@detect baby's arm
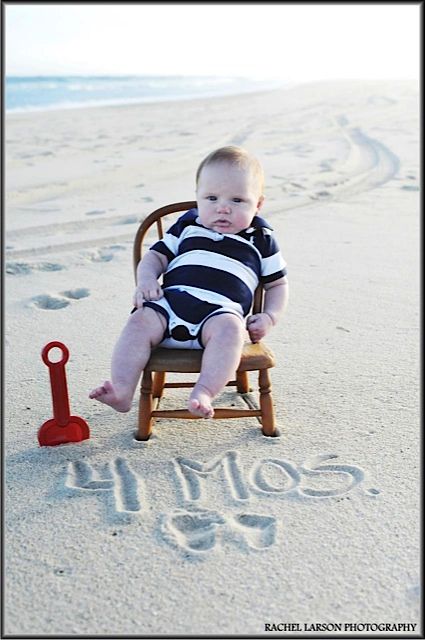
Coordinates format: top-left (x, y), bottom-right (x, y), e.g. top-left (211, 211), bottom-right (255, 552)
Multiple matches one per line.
top-left (247, 275), bottom-right (289, 343)
top-left (133, 250), bottom-right (169, 308)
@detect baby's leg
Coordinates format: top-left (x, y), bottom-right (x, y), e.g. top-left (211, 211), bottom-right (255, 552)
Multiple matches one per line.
top-left (188, 314), bottom-right (245, 418)
top-left (89, 307), bottom-right (166, 412)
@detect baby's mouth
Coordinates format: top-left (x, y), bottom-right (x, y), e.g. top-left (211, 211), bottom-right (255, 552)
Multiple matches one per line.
top-left (214, 219), bottom-right (231, 227)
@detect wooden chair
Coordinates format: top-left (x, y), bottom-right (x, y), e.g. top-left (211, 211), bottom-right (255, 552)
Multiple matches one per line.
top-left (133, 201), bottom-right (278, 440)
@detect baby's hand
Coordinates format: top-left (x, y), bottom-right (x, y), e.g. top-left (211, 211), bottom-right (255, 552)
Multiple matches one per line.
top-left (246, 313), bottom-right (273, 343)
top-left (133, 280), bottom-right (163, 307)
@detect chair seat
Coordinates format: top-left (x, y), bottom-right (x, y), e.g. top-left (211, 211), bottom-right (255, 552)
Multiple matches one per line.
top-left (146, 341), bottom-right (275, 373)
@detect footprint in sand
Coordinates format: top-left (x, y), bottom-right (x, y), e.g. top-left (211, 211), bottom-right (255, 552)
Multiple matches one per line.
top-left (6, 261), bottom-right (65, 275)
top-left (105, 244), bottom-right (127, 252)
top-left (401, 184), bottom-right (419, 192)
top-left (30, 288), bottom-right (90, 310)
top-left (367, 95), bottom-right (396, 106)
top-left (39, 262), bottom-right (65, 272)
top-left (161, 509), bottom-right (277, 554)
top-left (85, 209), bottom-right (106, 216)
top-left (231, 513), bottom-right (277, 550)
top-left (114, 215), bottom-right (139, 225)
top-left (81, 245), bottom-right (127, 264)
top-left (6, 262), bottom-right (33, 275)
top-left (161, 508), bottom-right (225, 553)
top-left (310, 190), bottom-right (331, 200)
top-left (61, 288), bottom-right (90, 300)
top-left (30, 294), bottom-right (70, 310)
top-left (83, 248), bottom-right (114, 262)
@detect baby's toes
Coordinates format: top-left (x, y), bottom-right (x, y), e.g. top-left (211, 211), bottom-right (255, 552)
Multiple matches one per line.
top-left (89, 386), bottom-right (105, 399)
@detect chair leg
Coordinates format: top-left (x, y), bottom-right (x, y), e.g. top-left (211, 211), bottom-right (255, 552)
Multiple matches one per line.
top-left (152, 371), bottom-right (166, 399)
top-left (137, 370), bottom-right (154, 441)
top-left (258, 369), bottom-right (276, 436)
top-left (236, 371), bottom-right (250, 394)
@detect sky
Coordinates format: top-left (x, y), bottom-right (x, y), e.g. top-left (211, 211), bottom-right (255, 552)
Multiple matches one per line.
top-left (4, 3), bottom-right (421, 81)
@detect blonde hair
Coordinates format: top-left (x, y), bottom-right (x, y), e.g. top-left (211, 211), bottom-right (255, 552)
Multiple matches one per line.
top-left (196, 146), bottom-right (264, 194)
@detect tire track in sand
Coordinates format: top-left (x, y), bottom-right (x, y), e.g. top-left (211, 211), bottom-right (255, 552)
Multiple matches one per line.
top-left (6, 117), bottom-right (401, 260)
top-left (267, 116), bottom-right (401, 216)
top-left (326, 116), bottom-right (401, 197)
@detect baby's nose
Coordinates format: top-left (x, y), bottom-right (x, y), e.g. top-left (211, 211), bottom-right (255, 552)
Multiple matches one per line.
top-left (217, 202), bottom-right (231, 213)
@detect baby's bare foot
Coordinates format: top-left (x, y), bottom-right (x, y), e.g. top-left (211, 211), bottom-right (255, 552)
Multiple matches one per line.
top-left (89, 381), bottom-right (132, 412)
top-left (188, 386), bottom-right (214, 418)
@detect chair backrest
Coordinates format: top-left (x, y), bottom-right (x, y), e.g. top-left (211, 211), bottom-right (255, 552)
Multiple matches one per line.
top-left (133, 201), bottom-right (264, 314)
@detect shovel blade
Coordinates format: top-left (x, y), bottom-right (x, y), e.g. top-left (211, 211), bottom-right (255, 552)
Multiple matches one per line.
top-left (38, 416), bottom-right (90, 447)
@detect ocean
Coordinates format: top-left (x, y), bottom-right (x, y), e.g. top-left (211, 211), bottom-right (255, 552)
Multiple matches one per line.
top-left (5, 75), bottom-right (287, 113)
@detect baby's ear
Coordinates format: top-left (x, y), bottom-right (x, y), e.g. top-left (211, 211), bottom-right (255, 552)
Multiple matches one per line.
top-left (257, 195), bottom-right (265, 211)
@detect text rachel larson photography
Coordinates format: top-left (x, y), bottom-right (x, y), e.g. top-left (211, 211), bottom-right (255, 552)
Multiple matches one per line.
top-left (264, 622), bottom-right (418, 633)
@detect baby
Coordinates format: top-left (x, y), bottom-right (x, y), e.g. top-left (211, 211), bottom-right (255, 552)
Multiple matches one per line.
top-left (90, 146), bottom-right (289, 418)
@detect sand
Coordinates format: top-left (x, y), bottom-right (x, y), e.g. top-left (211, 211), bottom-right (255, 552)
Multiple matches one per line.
top-left (4, 80), bottom-right (420, 636)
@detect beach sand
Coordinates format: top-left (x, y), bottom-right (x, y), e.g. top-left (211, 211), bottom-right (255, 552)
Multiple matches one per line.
top-left (4, 80), bottom-right (420, 636)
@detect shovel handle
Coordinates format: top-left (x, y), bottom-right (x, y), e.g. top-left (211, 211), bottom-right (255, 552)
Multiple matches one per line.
top-left (42, 342), bottom-right (71, 427)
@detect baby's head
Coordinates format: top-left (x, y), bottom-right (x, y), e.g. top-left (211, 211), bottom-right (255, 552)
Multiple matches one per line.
top-left (195, 146), bottom-right (265, 235)
top-left (196, 146), bottom-right (264, 195)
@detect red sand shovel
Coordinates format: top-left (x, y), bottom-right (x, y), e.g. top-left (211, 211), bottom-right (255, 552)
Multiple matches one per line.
top-left (38, 341), bottom-right (90, 446)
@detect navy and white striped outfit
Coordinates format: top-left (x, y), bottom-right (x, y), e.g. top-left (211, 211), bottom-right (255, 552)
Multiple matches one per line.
top-left (144, 208), bottom-right (287, 349)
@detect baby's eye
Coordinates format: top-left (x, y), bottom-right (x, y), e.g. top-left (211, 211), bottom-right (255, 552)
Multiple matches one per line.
top-left (232, 198), bottom-right (243, 203)
top-left (206, 195), bottom-right (217, 201)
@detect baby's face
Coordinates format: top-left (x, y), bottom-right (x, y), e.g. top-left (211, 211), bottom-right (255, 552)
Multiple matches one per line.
top-left (196, 162), bottom-right (264, 234)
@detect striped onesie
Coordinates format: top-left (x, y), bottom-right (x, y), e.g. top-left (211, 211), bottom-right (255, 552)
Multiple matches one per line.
top-left (143, 208), bottom-right (287, 349)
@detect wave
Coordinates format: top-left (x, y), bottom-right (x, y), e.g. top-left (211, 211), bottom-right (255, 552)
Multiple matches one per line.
top-left (5, 75), bottom-right (288, 113)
